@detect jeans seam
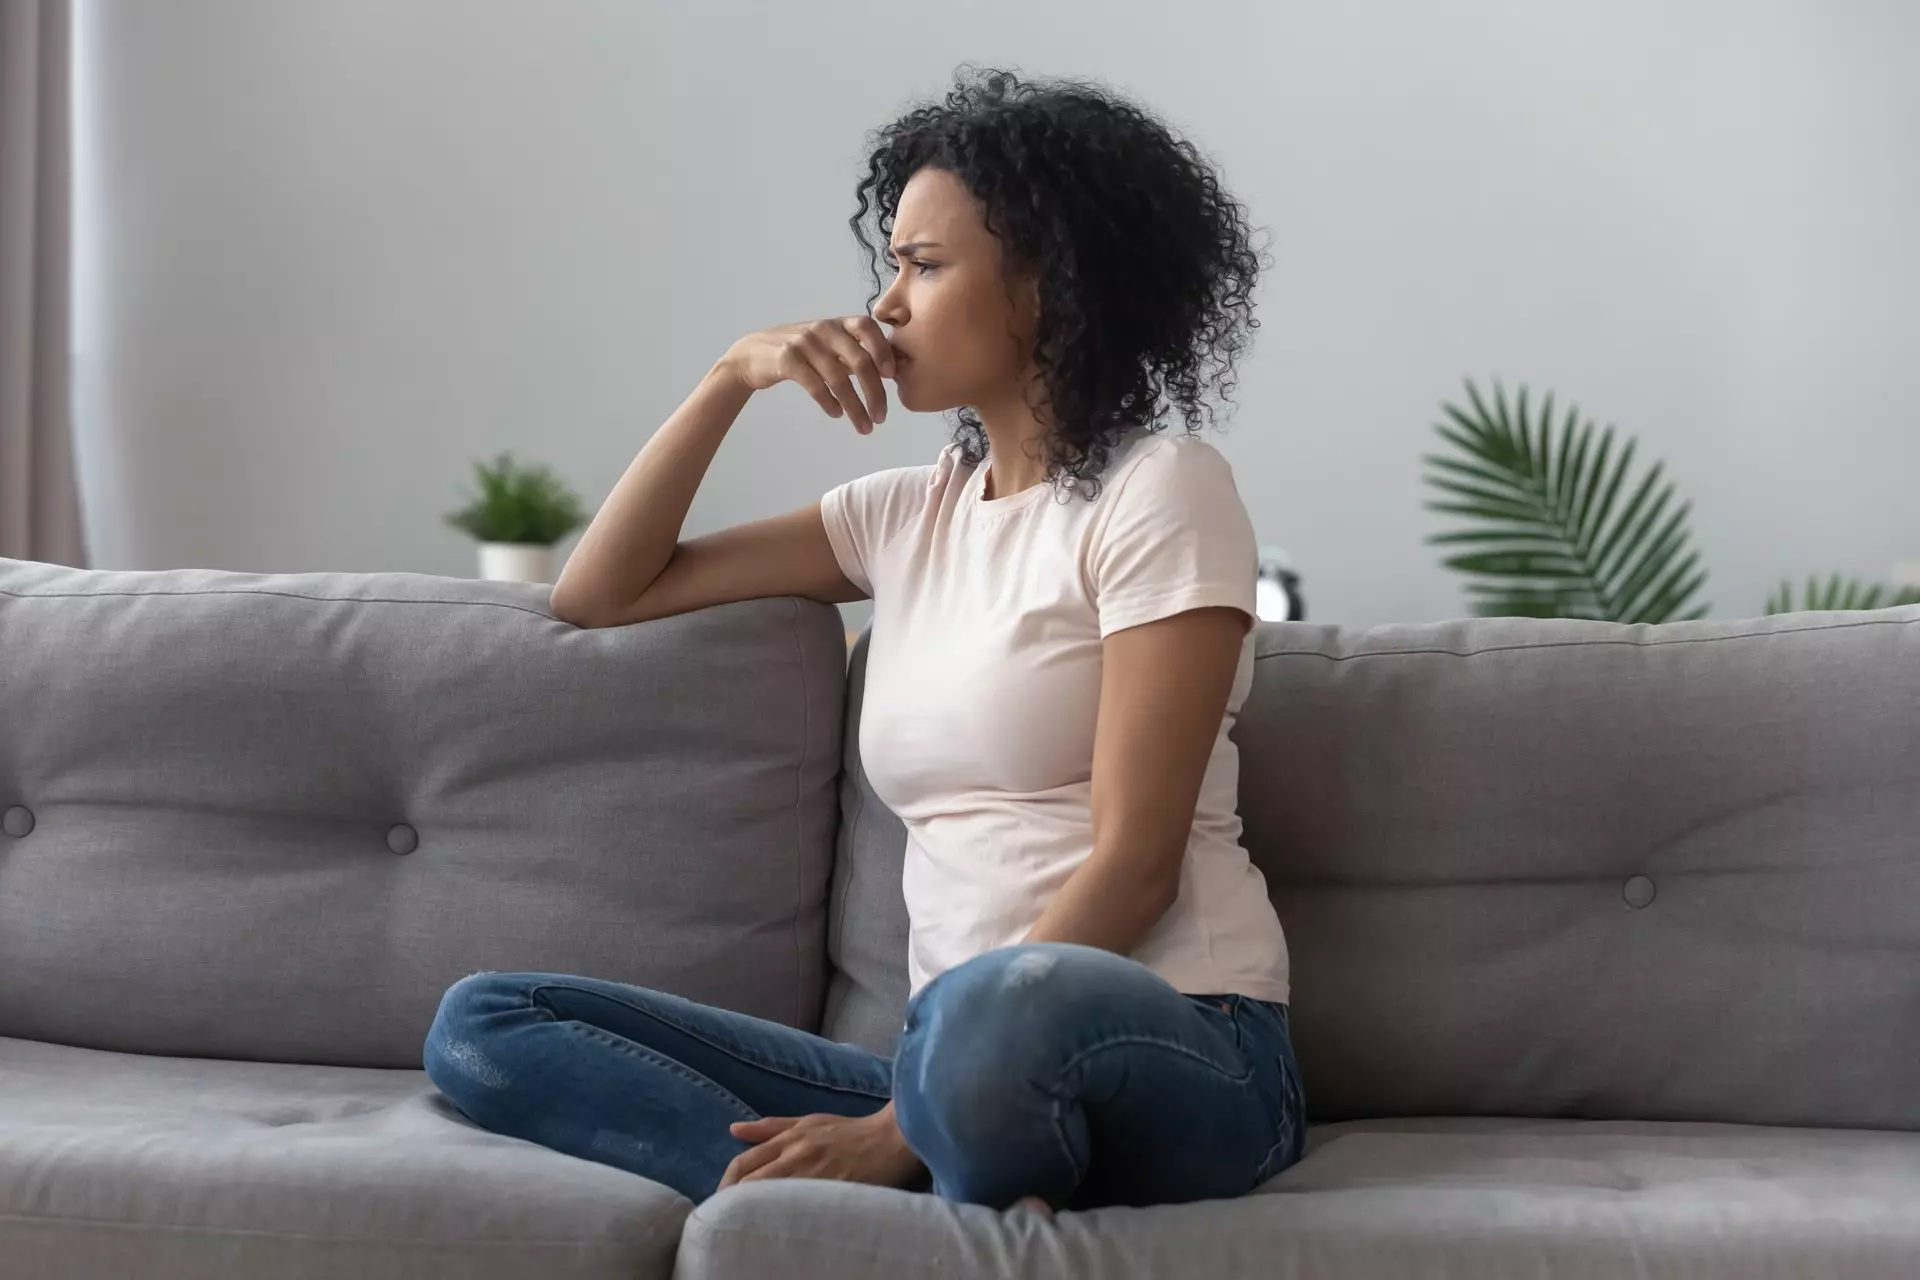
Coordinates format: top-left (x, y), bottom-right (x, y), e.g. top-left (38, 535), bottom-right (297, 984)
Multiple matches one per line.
top-left (1253, 1060), bottom-right (1308, 1185)
top-left (1043, 1029), bottom-right (1259, 1193)
top-left (1050, 1022), bottom-right (1297, 1192)
top-left (527, 982), bottom-right (890, 1102)
top-left (1251, 1029), bottom-right (1307, 1186)
top-left (559, 1021), bottom-right (757, 1120)
top-left (1053, 1032), bottom-right (1257, 1087)
top-left (1046, 1093), bottom-right (1089, 1189)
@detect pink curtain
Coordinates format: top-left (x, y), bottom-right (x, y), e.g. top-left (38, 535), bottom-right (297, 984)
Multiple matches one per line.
top-left (0, 0), bottom-right (88, 568)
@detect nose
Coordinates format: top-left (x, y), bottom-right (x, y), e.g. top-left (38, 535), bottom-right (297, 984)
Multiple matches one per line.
top-left (872, 275), bottom-right (907, 327)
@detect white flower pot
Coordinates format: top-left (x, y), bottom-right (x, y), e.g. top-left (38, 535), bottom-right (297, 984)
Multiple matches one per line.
top-left (477, 542), bottom-right (555, 584)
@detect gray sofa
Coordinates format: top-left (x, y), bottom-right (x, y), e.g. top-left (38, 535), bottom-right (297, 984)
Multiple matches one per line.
top-left (2, 554), bottom-right (1916, 1279)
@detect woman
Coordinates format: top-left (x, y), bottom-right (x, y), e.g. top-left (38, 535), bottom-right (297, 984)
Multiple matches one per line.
top-left (424, 66), bottom-right (1305, 1212)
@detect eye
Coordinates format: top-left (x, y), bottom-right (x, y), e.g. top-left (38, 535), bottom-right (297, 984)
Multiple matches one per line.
top-left (912, 260), bottom-right (937, 275)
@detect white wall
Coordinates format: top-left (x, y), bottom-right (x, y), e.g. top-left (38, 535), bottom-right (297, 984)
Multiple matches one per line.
top-left (73, 0), bottom-right (1920, 626)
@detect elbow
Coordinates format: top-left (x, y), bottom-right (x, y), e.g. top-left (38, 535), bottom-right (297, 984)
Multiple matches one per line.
top-left (548, 585), bottom-right (606, 629)
top-left (1116, 853), bottom-right (1183, 925)
top-left (1137, 839), bottom-right (1190, 919)
top-left (547, 590), bottom-right (587, 628)
top-left (1145, 866), bottom-right (1183, 920)
top-left (1090, 838), bottom-right (1185, 923)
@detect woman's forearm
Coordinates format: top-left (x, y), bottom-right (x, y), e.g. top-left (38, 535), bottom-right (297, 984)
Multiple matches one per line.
top-left (549, 359), bottom-right (753, 626)
top-left (1019, 843), bottom-right (1182, 956)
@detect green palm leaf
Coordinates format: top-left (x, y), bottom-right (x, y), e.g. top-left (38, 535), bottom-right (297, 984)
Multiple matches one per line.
top-left (1423, 379), bottom-right (1711, 622)
top-left (1763, 573), bottom-right (1920, 615)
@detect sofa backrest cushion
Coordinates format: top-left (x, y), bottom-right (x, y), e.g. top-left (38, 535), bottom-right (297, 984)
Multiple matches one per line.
top-left (0, 559), bottom-right (846, 1069)
top-left (820, 633), bottom-right (910, 1054)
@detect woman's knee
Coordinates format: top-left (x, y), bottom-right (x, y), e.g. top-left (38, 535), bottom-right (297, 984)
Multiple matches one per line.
top-left (908, 943), bottom-right (1161, 1038)
top-left (893, 946), bottom-right (1165, 1199)
top-left (422, 970), bottom-right (534, 1106)
top-left (897, 944), bottom-right (1159, 1098)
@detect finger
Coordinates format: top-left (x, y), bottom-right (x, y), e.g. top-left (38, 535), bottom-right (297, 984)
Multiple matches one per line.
top-left (825, 324), bottom-right (890, 425)
top-left (810, 331), bottom-right (882, 433)
top-left (729, 1116), bottom-right (799, 1141)
top-left (780, 347), bottom-right (843, 420)
top-left (807, 345), bottom-right (874, 435)
top-left (795, 333), bottom-right (868, 433)
top-left (717, 1137), bottom-right (786, 1189)
top-left (739, 1146), bottom-right (805, 1183)
top-left (843, 314), bottom-right (899, 380)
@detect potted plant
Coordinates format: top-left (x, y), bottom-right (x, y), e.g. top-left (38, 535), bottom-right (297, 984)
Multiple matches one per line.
top-left (1422, 378), bottom-right (1920, 620)
top-left (443, 452), bottom-right (588, 584)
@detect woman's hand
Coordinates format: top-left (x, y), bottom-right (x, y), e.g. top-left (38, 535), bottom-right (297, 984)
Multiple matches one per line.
top-left (717, 1103), bottom-right (925, 1191)
top-left (719, 317), bottom-right (898, 435)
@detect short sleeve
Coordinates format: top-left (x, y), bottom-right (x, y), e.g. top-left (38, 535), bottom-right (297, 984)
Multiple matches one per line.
top-left (1088, 439), bottom-right (1258, 638)
top-left (819, 464), bottom-right (935, 596)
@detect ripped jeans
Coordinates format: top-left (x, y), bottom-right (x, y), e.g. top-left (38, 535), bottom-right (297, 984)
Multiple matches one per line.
top-left (422, 941), bottom-right (1307, 1208)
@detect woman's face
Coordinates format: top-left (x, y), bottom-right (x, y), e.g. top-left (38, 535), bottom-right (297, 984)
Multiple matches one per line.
top-left (870, 167), bottom-right (1039, 416)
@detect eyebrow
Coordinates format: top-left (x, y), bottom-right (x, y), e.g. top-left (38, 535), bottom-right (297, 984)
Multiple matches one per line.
top-left (886, 241), bottom-right (944, 256)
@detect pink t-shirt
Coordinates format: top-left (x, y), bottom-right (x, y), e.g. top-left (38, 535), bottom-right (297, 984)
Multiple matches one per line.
top-left (820, 426), bottom-right (1290, 1002)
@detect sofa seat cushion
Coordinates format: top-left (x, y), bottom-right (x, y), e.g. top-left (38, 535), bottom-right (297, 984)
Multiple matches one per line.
top-left (676, 1116), bottom-right (1920, 1279)
top-left (0, 1035), bottom-right (686, 1280)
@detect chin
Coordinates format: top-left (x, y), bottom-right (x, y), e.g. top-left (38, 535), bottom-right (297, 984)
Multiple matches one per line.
top-left (891, 381), bottom-right (934, 415)
top-left (894, 375), bottom-right (959, 417)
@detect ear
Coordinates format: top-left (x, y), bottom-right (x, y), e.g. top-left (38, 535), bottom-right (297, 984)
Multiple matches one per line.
top-left (1008, 270), bottom-right (1043, 363)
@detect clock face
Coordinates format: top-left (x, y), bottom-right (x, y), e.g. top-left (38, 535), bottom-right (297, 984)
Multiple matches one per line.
top-left (1256, 577), bottom-right (1292, 622)
top-left (1255, 548), bottom-right (1300, 621)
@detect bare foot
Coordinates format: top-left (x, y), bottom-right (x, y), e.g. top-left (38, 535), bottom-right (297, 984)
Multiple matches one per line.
top-left (1009, 1195), bottom-right (1055, 1219)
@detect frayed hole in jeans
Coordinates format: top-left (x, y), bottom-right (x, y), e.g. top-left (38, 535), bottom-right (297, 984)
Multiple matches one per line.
top-left (438, 1038), bottom-right (510, 1089)
top-left (1003, 950), bottom-right (1058, 990)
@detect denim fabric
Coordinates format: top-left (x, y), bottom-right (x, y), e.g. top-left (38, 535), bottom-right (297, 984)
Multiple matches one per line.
top-left (894, 943), bottom-right (1306, 1210)
top-left (424, 942), bottom-right (1306, 1207)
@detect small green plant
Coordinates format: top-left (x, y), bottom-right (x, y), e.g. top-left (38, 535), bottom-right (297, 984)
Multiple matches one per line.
top-left (1764, 573), bottom-right (1920, 615)
top-left (443, 452), bottom-right (588, 546)
top-left (1423, 378), bottom-right (1917, 621)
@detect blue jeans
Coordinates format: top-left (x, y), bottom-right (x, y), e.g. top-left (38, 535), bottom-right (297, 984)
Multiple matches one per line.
top-left (423, 942), bottom-right (1307, 1208)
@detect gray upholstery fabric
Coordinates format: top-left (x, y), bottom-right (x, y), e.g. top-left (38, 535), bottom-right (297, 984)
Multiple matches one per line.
top-left (0, 558), bottom-right (847, 1068)
top-left (0, 1033), bottom-right (687, 1280)
top-left (676, 1117), bottom-right (1920, 1279)
top-left (819, 631), bottom-right (910, 1054)
top-left (827, 606), bottom-right (1920, 1134)
top-left (1236, 606), bottom-right (1920, 1132)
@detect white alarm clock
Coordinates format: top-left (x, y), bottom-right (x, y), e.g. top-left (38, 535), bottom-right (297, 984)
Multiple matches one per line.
top-left (1256, 546), bottom-right (1304, 622)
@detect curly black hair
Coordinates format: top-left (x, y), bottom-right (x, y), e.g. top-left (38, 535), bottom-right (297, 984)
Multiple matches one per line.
top-left (850, 65), bottom-right (1270, 497)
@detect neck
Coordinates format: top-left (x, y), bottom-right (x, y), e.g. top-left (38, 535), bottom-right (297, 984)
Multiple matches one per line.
top-left (975, 386), bottom-right (1050, 500)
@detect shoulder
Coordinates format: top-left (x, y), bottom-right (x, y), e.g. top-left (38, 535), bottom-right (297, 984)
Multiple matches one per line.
top-left (1086, 430), bottom-right (1256, 563)
top-left (826, 455), bottom-right (940, 511)
top-left (1081, 431), bottom-right (1258, 629)
top-left (843, 460), bottom-right (939, 494)
top-left (844, 442), bottom-right (970, 495)
top-left (1097, 431), bottom-right (1242, 512)
top-left (820, 441), bottom-right (971, 558)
